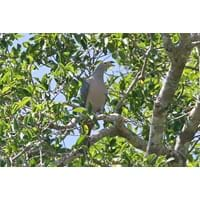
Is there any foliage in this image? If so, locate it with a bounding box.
[0,33,199,166]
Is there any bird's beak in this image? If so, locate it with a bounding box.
[107,61,115,67]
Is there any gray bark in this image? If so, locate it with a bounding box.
[147,34,193,155]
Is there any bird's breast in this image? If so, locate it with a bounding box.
[86,78,107,112]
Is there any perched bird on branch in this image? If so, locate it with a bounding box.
[81,61,114,113]
[80,61,114,138]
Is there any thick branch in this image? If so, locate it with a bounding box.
[96,113,127,123]
[89,126,118,144]
[57,126,118,166]
[147,34,193,154]
[161,33,175,59]
[119,126,171,155]
[174,99,200,165]
[58,150,82,166]
[190,33,200,42]
[57,113,171,166]
[179,100,200,143]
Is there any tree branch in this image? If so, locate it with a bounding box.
[190,33,200,42]
[174,99,200,165]
[188,137,200,154]
[57,149,83,166]
[49,118,77,132]
[115,71,141,113]
[147,34,193,154]
[57,113,171,166]
[11,142,34,162]
[178,100,200,143]
[139,45,152,79]
[57,126,117,166]
[115,46,152,113]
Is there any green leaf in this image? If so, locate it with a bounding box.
[110,138,116,147]
[73,107,87,113]
[1,71,11,83]
[2,86,11,94]
[75,135,87,146]
[24,114,34,126]
[14,34,23,39]
[137,42,146,48]
[11,97,31,114]
[41,74,49,90]
[80,38,87,50]
[18,97,31,107]
[64,63,75,73]
[26,55,34,63]
[13,118,19,131]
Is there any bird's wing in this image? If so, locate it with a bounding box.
[80,79,90,107]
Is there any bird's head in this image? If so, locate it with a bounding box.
[98,61,114,70]
[92,61,114,78]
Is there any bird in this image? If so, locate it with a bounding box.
[80,61,114,113]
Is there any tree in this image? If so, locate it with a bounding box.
[0,33,199,167]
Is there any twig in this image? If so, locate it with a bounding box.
[115,45,152,113]
[139,45,152,79]
[168,112,188,123]
[115,71,141,113]
[192,41,200,46]
[11,142,35,161]
[49,118,77,131]
[39,146,43,166]
[188,137,200,153]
